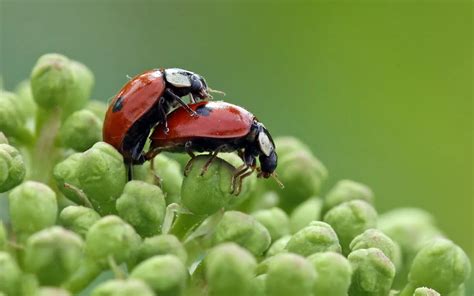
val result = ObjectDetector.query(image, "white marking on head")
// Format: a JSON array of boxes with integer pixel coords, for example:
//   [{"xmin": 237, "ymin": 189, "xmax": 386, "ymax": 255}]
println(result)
[
  {"xmin": 258, "ymin": 132, "xmax": 273, "ymax": 156},
  {"xmin": 165, "ymin": 68, "xmax": 191, "ymax": 87}
]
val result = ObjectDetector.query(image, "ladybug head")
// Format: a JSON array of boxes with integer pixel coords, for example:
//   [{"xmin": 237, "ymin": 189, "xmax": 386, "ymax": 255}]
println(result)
[
  {"xmin": 251, "ymin": 123, "xmax": 283, "ymax": 188},
  {"xmin": 255, "ymin": 126, "xmax": 277, "ymax": 177},
  {"xmin": 164, "ymin": 68, "xmax": 210, "ymax": 100},
  {"xmin": 189, "ymin": 73, "xmax": 210, "ymax": 99}
]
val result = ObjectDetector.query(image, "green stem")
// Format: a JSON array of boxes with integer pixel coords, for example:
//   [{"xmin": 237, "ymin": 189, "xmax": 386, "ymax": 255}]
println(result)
[
  {"xmin": 162, "ymin": 203, "xmax": 192, "ymax": 234},
  {"xmin": 399, "ymin": 282, "xmax": 417, "ymax": 296},
  {"xmin": 30, "ymin": 107, "xmax": 62, "ymax": 184},
  {"xmin": 64, "ymin": 182, "xmax": 93, "ymax": 208},
  {"xmin": 170, "ymin": 213, "xmax": 208, "ymax": 241},
  {"xmin": 183, "ymin": 209, "xmax": 224, "ymax": 244},
  {"xmin": 63, "ymin": 257, "xmax": 102, "ymax": 293},
  {"xmin": 108, "ymin": 255, "xmax": 125, "ymax": 280}
]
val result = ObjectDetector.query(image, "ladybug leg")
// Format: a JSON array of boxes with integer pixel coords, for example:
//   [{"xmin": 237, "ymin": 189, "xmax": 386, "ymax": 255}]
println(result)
[
  {"xmin": 127, "ymin": 163, "xmax": 134, "ymax": 181},
  {"xmin": 158, "ymin": 97, "xmax": 169, "ymax": 134},
  {"xmin": 231, "ymin": 154, "xmax": 257, "ymax": 194},
  {"xmin": 230, "ymin": 164, "xmax": 249, "ymax": 194},
  {"xmin": 144, "ymin": 147, "xmax": 160, "ymax": 161},
  {"xmin": 199, "ymin": 145, "xmax": 227, "ymax": 176},
  {"xmin": 189, "ymin": 93, "xmax": 196, "ymax": 103},
  {"xmin": 234, "ymin": 166, "xmax": 256, "ymax": 195},
  {"xmin": 184, "ymin": 159, "xmax": 196, "ymax": 177},
  {"xmin": 184, "ymin": 141, "xmax": 196, "ymax": 177},
  {"xmin": 165, "ymin": 88, "xmax": 198, "ymax": 117}
]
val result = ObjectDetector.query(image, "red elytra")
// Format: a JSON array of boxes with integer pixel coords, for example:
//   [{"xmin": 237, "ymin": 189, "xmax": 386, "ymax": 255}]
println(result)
[
  {"xmin": 103, "ymin": 68, "xmax": 211, "ymax": 166},
  {"xmin": 150, "ymin": 101, "xmax": 255, "ymax": 145},
  {"xmin": 146, "ymin": 100, "xmax": 279, "ymax": 195},
  {"xmin": 103, "ymin": 69, "xmax": 165, "ymax": 156}
]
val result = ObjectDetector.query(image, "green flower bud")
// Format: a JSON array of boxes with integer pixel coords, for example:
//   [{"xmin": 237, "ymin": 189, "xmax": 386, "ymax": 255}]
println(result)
[
  {"xmin": 403, "ymin": 238, "xmax": 471, "ymax": 295},
  {"xmin": 133, "ymin": 154, "xmax": 183, "ymax": 204},
  {"xmin": 255, "ymin": 256, "xmax": 275, "ymax": 275},
  {"xmin": 150, "ymin": 154, "xmax": 183, "ymax": 204},
  {"xmin": 348, "ymin": 248, "xmax": 396, "ymax": 296},
  {"xmin": 286, "ymin": 221, "xmax": 341, "ymax": 256},
  {"xmin": 205, "ymin": 243, "xmax": 257, "ymax": 296},
  {"xmin": 59, "ymin": 205, "xmax": 101, "ymax": 237},
  {"xmin": 14, "ymin": 80, "xmax": 37, "ymax": 120},
  {"xmin": 447, "ymin": 284, "xmax": 465, "ymax": 296},
  {"xmin": 266, "ymin": 235, "xmax": 291, "ymax": 257},
  {"xmin": 85, "ymin": 100, "xmax": 107, "ymax": 121},
  {"xmin": 274, "ymin": 149, "xmax": 328, "ymax": 212},
  {"xmin": 350, "ymin": 228, "xmax": 402, "ymax": 269},
  {"xmin": 24, "ymin": 226, "xmax": 84, "ymax": 285},
  {"xmin": 324, "ymin": 179, "xmax": 374, "ymax": 212},
  {"xmin": 38, "ymin": 287, "xmax": 71, "ymax": 296},
  {"xmin": 0, "ymin": 91, "xmax": 33, "ymax": 143},
  {"xmin": 116, "ymin": 180, "xmax": 166, "ymax": 237},
  {"xmin": 78, "ymin": 142, "xmax": 126, "ymax": 214},
  {"xmin": 0, "ymin": 132, "xmax": 7, "ymax": 144},
  {"xmin": 323, "ymin": 200, "xmax": 377, "ymax": 255},
  {"xmin": 265, "ymin": 253, "xmax": 317, "ymax": 296},
  {"xmin": 9, "ymin": 181, "xmax": 57, "ymax": 242},
  {"xmin": 55, "ymin": 142, "xmax": 126, "ymax": 215},
  {"xmin": 85, "ymin": 216, "xmax": 141, "ymax": 267},
  {"xmin": 252, "ymin": 207, "xmax": 290, "ymax": 241},
  {"xmin": 181, "ymin": 155, "xmax": 234, "ymax": 215},
  {"xmin": 90, "ymin": 279, "xmax": 154, "ymax": 296},
  {"xmin": 274, "ymin": 136, "xmax": 312, "ymax": 158},
  {"xmin": 241, "ymin": 191, "xmax": 280, "ymax": 214},
  {"xmin": 413, "ymin": 287, "xmax": 440, "ymax": 296},
  {"xmin": 69, "ymin": 60, "xmax": 94, "ymax": 107},
  {"xmin": 378, "ymin": 208, "xmax": 441, "ymax": 269},
  {"xmin": 0, "ymin": 144, "xmax": 25, "ymax": 192},
  {"xmin": 135, "ymin": 234, "xmax": 187, "ymax": 266},
  {"xmin": 308, "ymin": 251, "xmax": 352, "ymax": 296},
  {"xmin": 252, "ymin": 274, "xmax": 267, "ymax": 296},
  {"xmin": 63, "ymin": 257, "xmax": 102, "ymax": 293},
  {"xmin": 30, "ymin": 54, "xmax": 93, "ymax": 117},
  {"xmin": 60, "ymin": 110, "xmax": 102, "ymax": 151},
  {"xmin": 54, "ymin": 152, "xmax": 87, "ymax": 205},
  {"xmin": 130, "ymin": 255, "xmax": 188, "ymax": 296},
  {"xmin": 212, "ymin": 211, "xmax": 271, "ymax": 256},
  {"xmin": 289, "ymin": 196, "xmax": 323, "ymax": 233},
  {"xmin": 17, "ymin": 273, "xmax": 39, "ymax": 296},
  {"xmin": 0, "ymin": 252, "xmax": 21, "ymax": 295}
]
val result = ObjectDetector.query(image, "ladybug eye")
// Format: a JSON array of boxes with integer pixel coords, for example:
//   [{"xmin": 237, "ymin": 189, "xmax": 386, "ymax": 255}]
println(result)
[
  {"xmin": 165, "ymin": 69, "xmax": 191, "ymax": 88},
  {"xmin": 258, "ymin": 132, "xmax": 273, "ymax": 156}
]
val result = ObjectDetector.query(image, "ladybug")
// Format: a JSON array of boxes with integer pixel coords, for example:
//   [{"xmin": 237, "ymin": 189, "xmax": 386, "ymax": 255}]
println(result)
[
  {"xmin": 103, "ymin": 68, "xmax": 217, "ymax": 167},
  {"xmin": 145, "ymin": 101, "xmax": 282, "ymax": 194}
]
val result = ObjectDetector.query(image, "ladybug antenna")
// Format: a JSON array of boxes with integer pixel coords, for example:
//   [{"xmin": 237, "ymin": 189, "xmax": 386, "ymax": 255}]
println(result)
[
  {"xmin": 271, "ymin": 173, "xmax": 285, "ymax": 189},
  {"xmin": 126, "ymin": 74, "xmax": 133, "ymax": 80},
  {"xmin": 256, "ymin": 168, "xmax": 284, "ymax": 189},
  {"xmin": 208, "ymin": 87, "xmax": 226, "ymax": 96}
]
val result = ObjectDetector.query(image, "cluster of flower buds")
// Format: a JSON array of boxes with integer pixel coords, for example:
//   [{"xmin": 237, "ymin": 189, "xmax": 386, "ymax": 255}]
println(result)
[{"xmin": 0, "ymin": 54, "xmax": 471, "ymax": 295}]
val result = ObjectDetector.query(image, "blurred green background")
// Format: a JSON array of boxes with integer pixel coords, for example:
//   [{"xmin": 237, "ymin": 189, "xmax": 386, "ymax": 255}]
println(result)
[{"xmin": 1, "ymin": 0, "xmax": 472, "ymax": 268}]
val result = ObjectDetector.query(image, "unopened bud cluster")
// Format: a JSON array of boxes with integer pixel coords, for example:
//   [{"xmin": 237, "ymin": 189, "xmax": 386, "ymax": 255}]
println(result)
[{"xmin": 0, "ymin": 54, "xmax": 470, "ymax": 295}]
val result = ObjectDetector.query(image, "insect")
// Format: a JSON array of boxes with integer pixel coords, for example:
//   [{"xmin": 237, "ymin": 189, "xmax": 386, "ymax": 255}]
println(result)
[
  {"xmin": 103, "ymin": 68, "xmax": 220, "ymax": 171},
  {"xmin": 145, "ymin": 101, "xmax": 282, "ymax": 195}
]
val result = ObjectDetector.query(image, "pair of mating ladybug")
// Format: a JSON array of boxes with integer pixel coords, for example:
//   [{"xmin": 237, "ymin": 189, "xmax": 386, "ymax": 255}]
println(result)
[{"xmin": 103, "ymin": 68, "xmax": 279, "ymax": 194}]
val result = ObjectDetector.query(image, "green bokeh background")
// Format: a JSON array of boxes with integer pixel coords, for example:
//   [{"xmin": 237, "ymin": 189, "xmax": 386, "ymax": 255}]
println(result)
[{"xmin": 1, "ymin": 0, "xmax": 472, "ymax": 280}]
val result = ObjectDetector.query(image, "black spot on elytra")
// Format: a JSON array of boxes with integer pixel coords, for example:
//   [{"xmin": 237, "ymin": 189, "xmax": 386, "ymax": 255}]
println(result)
[
  {"xmin": 112, "ymin": 96, "xmax": 124, "ymax": 112},
  {"xmin": 196, "ymin": 105, "xmax": 212, "ymax": 116}
]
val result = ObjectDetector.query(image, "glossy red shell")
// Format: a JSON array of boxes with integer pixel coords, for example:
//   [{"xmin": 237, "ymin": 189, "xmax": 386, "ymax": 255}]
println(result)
[
  {"xmin": 103, "ymin": 69, "xmax": 165, "ymax": 151},
  {"xmin": 150, "ymin": 101, "xmax": 255, "ymax": 145}
]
